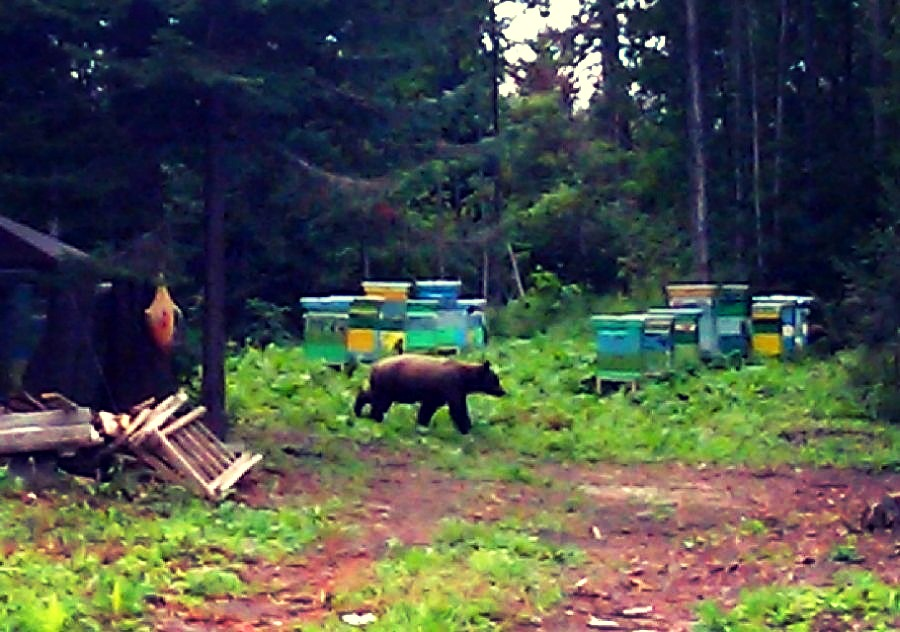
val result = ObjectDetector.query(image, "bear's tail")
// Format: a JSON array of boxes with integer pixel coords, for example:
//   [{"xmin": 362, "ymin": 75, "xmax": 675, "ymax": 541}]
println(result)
[{"xmin": 353, "ymin": 388, "xmax": 371, "ymax": 417}]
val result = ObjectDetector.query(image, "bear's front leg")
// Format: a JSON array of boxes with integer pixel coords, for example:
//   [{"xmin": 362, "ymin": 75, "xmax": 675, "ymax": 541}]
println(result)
[
  {"xmin": 448, "ymin": 397, "xmax": 472, "ymax": 434},
  {"xmin": 369, "ymin": 395, "xmax": 392, "ymax": 422},
  {"xmin": 417, "ymin": 398, "xmax": 441, "ymax": 428}
]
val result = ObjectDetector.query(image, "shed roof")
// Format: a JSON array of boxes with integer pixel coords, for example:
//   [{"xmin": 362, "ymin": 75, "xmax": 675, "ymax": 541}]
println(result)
[{"xmin": 0, "ymin": 215, "xmax": 89, "ymax": 271}]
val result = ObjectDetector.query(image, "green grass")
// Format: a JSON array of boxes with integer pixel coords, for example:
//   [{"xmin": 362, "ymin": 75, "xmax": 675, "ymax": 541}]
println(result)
[
  {"xmin": 695, "ymin": 571, "xmax": 900, "ymax": 631},
  {"xmin": 308, "ymin": 517, "xmax": 585, "ymax": 631},
  {"xmin": 3, "ymin": 311, "xmax": 899, "ymax": 630},
  {"xmin": 0, "ymin": 475, "xmax": 341, "ymax": 630},
  {"xmin": 228, "ymin": 328, "xmax": 900, "ymax": 473}
]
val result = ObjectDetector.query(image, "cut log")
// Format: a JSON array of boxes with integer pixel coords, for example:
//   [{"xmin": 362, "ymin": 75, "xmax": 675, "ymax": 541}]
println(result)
[
  {"xmin": 0, "ymin": 423, "xmax": 103, "ymax": 455},
  {"xmin": 0, "ymin": 408, "xmax": 93, "ymax": 431}
]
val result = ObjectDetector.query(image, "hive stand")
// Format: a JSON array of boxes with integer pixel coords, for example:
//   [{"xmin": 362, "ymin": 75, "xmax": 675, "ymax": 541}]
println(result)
[{"xmin": 100, "ymin": 392, "xmax": 262, "ymax": 501}]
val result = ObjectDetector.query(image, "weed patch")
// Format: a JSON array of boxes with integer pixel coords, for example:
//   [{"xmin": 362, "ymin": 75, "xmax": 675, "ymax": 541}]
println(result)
[
  {"xmin": 0, "ymin": 484, "xmax": 340, "ymax": 629},
  {"xmin": 696, "ymin": 571, "xmax": 899, "ymax": 631},
  {"xmin": 227, "ymin": 335, "xmax": 900, "ymax": 472},
  {"xmin": 311, "ymin": 517, "xmax": 585, "ymax": 630}
]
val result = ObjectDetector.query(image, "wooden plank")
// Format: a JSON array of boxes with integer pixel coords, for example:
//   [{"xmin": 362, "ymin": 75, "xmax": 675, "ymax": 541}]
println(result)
[
  {"xmin": 124, "ymin": 407, "xmax": 154, "ymax": 438},
  {"xmin": 207, "ymin": 452, "xmax": 252, "ymax": 491},
  {"xmin": 182, "ymin": 425, "xmax": 231, "ymax": 470},
  {"xmin": 134, "ymin": 449, "xmax": 202, "ymax": 493},
  {"xmin": 190, "ymin": 418, "xmax": 237, "ymax": 461},
  {"xmin": 152, "ymin": 433, "xmax": 216, "ymax": 500},
  {"xmin": 170, "ymin": 432, "xmax": 220, "ymax": 480},
  {"xmin": 161, "ymin": 407, "xmax": 207, "ymax": 437},
  {"xmin": 180, "ymin": 429, "xmax": 227, "ymax": 477},
  {"xmin": 103, "ymin": 407, "xmax": 154, "ymax": 454},
  {"xmin": 0, "ymin": 424, "xmax": 103, "ymax": 455},
  {"xmin": 211, "ymin": 453, "xmax": 263, "ymax": 497},
  {"xmin": 130, "ymin": 392, "xmax": 189, "ymax": 448},
  {"xmin": 129, "ymin": 396, "xmax": 157, "ymax": 415},
  {"xmin": 0, "ymin": 408, "xmax": 93, "ymax": 431}
]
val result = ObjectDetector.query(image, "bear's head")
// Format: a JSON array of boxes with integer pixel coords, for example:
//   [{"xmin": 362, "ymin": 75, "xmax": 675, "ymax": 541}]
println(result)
[{"xmin": 470, "ymin": 360, "xmax": 506, "ymax": 397}]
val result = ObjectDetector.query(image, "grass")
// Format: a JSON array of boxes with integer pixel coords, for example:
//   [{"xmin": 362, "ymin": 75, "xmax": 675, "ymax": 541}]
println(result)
[
  {"xmin": 0, "ymin": 473, "xmax": 342, "ymax": 630},
  {"xmin": 696, "ymin": 571, "xmax": 900, "ymax": 631},
  {"xmin": 2, "ymin": 309, "xmax": 899, "ymax": 629},
  {"xmin": 310, "ymin": 517, "xmax": 585, "ymax": 631},
  {"xmin": 228, "ymin": 326, "xmax": 900, "ymax": 473}
]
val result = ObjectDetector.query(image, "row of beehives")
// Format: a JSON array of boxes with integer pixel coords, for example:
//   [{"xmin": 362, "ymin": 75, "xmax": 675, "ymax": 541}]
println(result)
[
  {"xmin": 300, "ymin": 280, "xmax": 486, "ymax": 365},
  {"xmin": 591, "ymin": 284, "xmax": 817, "ymax": 386}
]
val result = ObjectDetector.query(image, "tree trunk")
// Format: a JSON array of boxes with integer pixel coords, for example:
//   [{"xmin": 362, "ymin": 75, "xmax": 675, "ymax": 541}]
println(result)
[
  {"xmin": 747, "ymin": 8, "xmax": 764, "ymax": 278},
  {"xmin": 729, "ymin": 0, "xmax": 745, "ymax": 216},
  {"xmin": 772, "ymin": 0, "xmax": 788, "ymax": 249},
  {"xmin": 800, "ymin": 0, "xmax": 816, "ymax": 213},
  {"xmin": 202, "ymin": 85, "xmax": 228, "ymax": 439},
  {"xmin": 685, "ymin": 0, "xmax": 710, "ymax": 281},
  {"xmin": 600, "ymin": 0, "xmax": 631, "ymax": 149},
  {"xmin": 507, "ymin": 243, "xmax": 525, "ymax": 298},
  {"xmin": 868, "ymin": 0, "xmax": 886, "ymax": 165}
]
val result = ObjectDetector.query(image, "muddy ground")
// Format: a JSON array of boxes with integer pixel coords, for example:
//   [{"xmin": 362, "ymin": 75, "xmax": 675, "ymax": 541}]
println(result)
[{"xmin": 154, "ymin": 443, "xmax": 899, "ymax": 631}]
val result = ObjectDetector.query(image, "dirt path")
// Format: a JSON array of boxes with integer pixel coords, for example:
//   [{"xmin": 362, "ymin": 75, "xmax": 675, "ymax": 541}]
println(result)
[{"xmin": 153, "ymin": 451, "xmax": 899, "ymax": 631}]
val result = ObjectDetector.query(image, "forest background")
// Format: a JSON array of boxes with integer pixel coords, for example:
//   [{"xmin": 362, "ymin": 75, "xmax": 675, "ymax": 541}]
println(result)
[{"xmin": 2, "ymin": 0, "xmax": 900, "ymax": 419}]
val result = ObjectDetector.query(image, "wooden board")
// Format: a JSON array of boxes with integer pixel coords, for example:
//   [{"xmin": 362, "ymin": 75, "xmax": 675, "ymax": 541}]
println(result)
[{"xmin": 0, "ymin": 423, "xmax": 103, "ymax": 455}]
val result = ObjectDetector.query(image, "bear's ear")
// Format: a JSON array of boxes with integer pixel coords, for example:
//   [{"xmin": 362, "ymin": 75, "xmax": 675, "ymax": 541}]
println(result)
[{"xmin": 481, "ymin": 360, "xmax": 491, "ymax": 371}]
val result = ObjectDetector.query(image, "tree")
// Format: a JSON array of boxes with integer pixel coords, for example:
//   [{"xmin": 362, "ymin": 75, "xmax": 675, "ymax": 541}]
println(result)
[{"xmin": 684, "ymin": 0, "xmax": 710, "ymax": 281}]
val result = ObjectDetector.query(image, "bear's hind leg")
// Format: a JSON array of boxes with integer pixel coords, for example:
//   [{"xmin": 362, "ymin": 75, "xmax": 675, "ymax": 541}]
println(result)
[
  {"xmin": 417, "ymin": 399, "xmax": 441, "ymax": 428},
  {"xmin": 448, "ymin": 397, "xmax": 472, "ymax": 434}
]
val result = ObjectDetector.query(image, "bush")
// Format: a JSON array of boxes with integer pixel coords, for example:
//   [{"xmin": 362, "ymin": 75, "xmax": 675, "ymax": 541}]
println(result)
[{"xmin": 847, "ymin": 345, "xmax": 900, "ymax": 423}]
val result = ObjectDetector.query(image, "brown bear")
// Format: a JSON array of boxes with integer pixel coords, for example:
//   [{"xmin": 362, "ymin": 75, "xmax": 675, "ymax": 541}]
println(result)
[{"xmin": 353, "ymin": 354, "xmax": 506, "ymax": 434}]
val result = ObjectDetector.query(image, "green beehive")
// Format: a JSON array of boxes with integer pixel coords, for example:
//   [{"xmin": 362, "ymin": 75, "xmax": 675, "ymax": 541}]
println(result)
[
  {"xmin": 648, "ymin": 307, "xmax": 702, "ymax": 371},
  {"xmin": 666, "ymin": 284, "xmax": 720, "ymax": 358},
  {"xmin": 405, "ymin": 299, "xmax": 439, "ymax": 352},
  {"xmin": 591, "ymin": 314, "xmax": 646, "ymax": 383},
  {"xmin": 459, "ymin": 298, "xmax": 487, "ymax": 350},
  {"xmin": 302, "ymin": 312, "xmax": 348, "ymax": 364},
  {"xmin": 433, "ymin": 309, "xmax": 467, "ymax": 353},
  {"xmin": 717, "ymin": 284, "xmax": 751, "ymax": 358},
  {"xmin": 405, "ymin": 312, "xmax": 438, "ymax": 351},
  {"xmin": 642, "ymin": 314, "xmax": 675, "ymax": 377},
  {"xmin": 348, "ymin": 297, "xmax": 383, "ymax": 329}
]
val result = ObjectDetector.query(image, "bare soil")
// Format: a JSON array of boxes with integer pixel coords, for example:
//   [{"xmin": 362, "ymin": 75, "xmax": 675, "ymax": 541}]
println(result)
[{"xmin": 153, "ymin": 444, "xmax": 900, "ymax": 631}]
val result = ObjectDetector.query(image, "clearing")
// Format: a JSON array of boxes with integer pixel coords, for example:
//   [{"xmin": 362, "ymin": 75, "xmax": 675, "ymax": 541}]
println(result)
[{"xmin": 151, "ymin": 438, "xmax": 899, "ymax": 631}]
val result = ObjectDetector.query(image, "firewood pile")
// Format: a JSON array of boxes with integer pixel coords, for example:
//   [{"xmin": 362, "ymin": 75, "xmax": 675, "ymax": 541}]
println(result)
[
  {"xmin": 97, "ymin": 392, "xmax": 263, "ymax": 501},
  {"xmin": 0, "ymin": 391, "xmax": 262, "ymax": 501}
]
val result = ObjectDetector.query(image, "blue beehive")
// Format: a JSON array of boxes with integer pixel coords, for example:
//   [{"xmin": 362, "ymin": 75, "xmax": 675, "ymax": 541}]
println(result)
[
  {"xmin": 415, "ymin": 280, "xmax": 462, "ymax": 308},
  {"xmin": 300, "ymin": 296, "xmax": 356, "ymax": 313},
  {"xmin": 458, "ymin": 298, "xmax": 487, "ymax": 349}
]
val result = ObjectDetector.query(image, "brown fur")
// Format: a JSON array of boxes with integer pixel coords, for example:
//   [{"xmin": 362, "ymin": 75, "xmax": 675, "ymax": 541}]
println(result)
[{"xmin": 353, "ymin": 354, "xmax": 505, "ymax": 434}]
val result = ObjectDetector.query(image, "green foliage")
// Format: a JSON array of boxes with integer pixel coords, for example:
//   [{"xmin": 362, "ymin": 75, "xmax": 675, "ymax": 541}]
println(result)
[
  {"xmin": 227, "ymin": 308, "xmax": 900, "ymax": 472},
  {"xmin": 0, "ymin": 487, "xmax": 340, "ymax": 629},
  {"xmin": 829, "ymin": 536, "xmax": 865, "ymax": 564},
  {"xmin": 312, "ymin": 517, "xmax": 584, "ymax": 630},
  {"xmin": 695, "ymin": 571, "xmax": 900, "ymax": 631},
  {"xmin": 241, "ymin": 299, "xmax": 301, "ymax": 347},
  {"xmin": 489, "ymin": 269, "xmax": 589, "ymax": 338}
]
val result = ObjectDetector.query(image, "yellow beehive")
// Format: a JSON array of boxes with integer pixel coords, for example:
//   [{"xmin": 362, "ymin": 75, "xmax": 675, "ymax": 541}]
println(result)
[
  {"xmin": 347, "ymin": 328, "xmax": 377, "ymax": 353},
  {"xmin": 751, "ymin": 302, "xmax": 786, "ymax": 357},
  {"xmin": 379, "ymin": 330, "xmax": 406, "ymax": 355},
  {"xmin": 666, "ymin": 284, "xmax": 718, "ymax": 300},
  {"xmin": 362, "ymin": 281, "xmax": 411, "ymax": 301}
]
